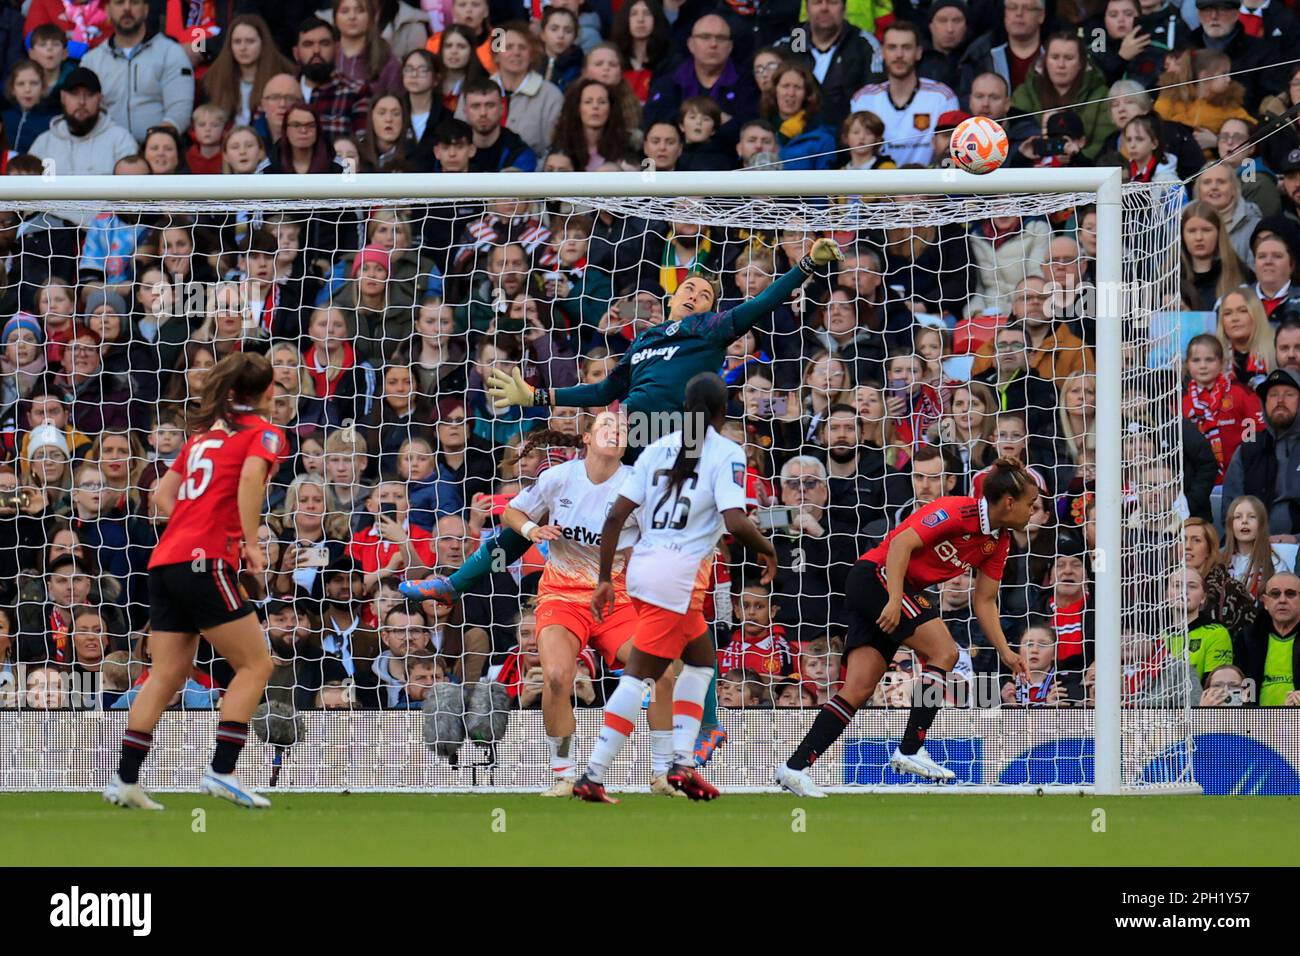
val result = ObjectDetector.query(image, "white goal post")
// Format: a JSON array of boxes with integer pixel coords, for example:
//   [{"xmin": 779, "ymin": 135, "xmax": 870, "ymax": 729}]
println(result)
[{"xmin": 0, "ymin": 168, "xmax": 1195, "ymax": 795}]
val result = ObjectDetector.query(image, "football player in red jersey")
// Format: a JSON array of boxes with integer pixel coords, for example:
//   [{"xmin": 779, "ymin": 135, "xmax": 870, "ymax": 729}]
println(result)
[
  {"xmin": 775, "ymin": 458, "xmax": 1037, "ymax": 797},
  {"xmin": 104, "ymin": 353, "xmax": 285, "ymax": 811}
]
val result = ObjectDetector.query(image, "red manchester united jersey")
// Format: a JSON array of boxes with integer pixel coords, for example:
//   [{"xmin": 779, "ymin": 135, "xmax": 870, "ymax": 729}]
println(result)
[
  {"xmin": 861, "ymin": 496, "xmax": 1010, "ymax": 588},
  {"xmin": 149, "ymin": 414, "xmax": 286, "ymax": 569}
]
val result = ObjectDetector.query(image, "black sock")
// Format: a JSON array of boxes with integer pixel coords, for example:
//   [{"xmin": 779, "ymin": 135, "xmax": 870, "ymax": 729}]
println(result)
[
  {"xmin": 787, "ymin": 695, "xmax": 857, "ymax": 771},
  {"xmin": 900, "ymin": 665, "xmax": 947, "ymax": 755},
  {"xmin": 118, "ymin": 729, "xmax": 152, "ymax": 784},
  {"xmin": 211, "ymin": 721, "xmax": 249, "ymax": 775}
]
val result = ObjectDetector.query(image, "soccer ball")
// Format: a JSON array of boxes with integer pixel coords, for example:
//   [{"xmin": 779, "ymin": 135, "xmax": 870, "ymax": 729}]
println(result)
[{"xmin": 950, "ymin": 115, "xmax": 1009, "ymax": 175}]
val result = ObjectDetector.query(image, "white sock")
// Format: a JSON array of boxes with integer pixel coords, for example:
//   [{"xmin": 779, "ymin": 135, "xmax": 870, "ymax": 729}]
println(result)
[
  {"xmin": 546, "ymin": 734, "xmax": 576, "ymax": 779},
  {"xmin": 672, "ymin": 665, "xmax": 714, "ymax": 767},
  {"xmin": 651, "ymin": 730, "xmax": 673, "ymax": 777},
  {"xmin": 586, "ymin": 675, "xmax": 642, "ymax": 784}
]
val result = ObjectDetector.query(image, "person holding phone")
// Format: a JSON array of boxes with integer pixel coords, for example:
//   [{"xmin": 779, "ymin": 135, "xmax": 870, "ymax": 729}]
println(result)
[
  {"xmin": 271, "ymin": 476, "xmax": 342, "ymax": 599},
  {"xmin": 1011, "ymin": 109, "xmax": 1094, "ymax": 169},
  {"xmin": 347, "ymin": 480, "xmax": 437, "ymax": 590},
  {"xmin": 1086, "ymin": 0, "xmax": 1163, "ymax": 89}
]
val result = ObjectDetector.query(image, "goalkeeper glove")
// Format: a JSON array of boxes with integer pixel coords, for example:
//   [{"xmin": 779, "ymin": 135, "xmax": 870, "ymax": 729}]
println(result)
[
  {"xmin": 487, "ymin": 368, "xmax": 540, "ymax": 409},
  {"xmin": 810, "ymin": 238, "xmax": 844, "ymax": 265}
]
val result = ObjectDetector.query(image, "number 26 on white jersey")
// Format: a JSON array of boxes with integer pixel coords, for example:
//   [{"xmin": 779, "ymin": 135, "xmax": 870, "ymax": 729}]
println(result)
[{"xmin": 179, "ymin": 439, "xmax": 224, "ymax": 500}]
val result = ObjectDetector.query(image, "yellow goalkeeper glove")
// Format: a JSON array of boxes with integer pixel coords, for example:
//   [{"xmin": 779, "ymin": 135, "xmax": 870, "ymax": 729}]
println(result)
[
  {"xmin": 810, "ymin": 238, "xmax": 844, "ymax": 265},
  {"xmin": 486, "ymin": 368, "xmax": 537, "ymax": 410}
]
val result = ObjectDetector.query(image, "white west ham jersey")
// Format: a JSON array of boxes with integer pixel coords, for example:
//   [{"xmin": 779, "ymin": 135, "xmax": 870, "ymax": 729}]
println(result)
[
  {"xmin": 848, "ymin": 78, "xmax": 959, "ymax": 167},
  {"xmin": 509, "ymin": 458, "xmax": 639, "ymax": 603},
  {"xmin": 619, "ymin": 428, "xmax": 747, "ymax": 614}
]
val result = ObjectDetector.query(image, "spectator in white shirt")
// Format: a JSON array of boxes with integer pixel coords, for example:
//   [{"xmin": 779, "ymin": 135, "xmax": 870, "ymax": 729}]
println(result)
[{"xmin": 849, "ymin": 21, "xmax": 958, "ymax": 166}]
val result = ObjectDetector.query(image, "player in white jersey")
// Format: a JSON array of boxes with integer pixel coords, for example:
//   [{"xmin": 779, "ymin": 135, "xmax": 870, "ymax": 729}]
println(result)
[
  {"xmin": 574, "ymin": 373, "xmax": 778, "ymax": 803},
  {"xmin": 503, "ymin": 409, "xmax": 682, "ymax": 798}
]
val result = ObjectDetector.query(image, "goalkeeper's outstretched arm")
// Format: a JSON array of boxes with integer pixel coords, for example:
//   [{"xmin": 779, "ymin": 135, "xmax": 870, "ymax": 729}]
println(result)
[{"xmin": 487, "ymin": 352, "xmax": 633, "ymax": 410}]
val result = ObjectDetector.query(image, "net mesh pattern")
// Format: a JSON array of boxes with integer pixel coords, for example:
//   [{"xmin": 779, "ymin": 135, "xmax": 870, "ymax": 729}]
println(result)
[{"xmin": 0, "ymin": 181, "xmax": 1188, "ymax": 791}]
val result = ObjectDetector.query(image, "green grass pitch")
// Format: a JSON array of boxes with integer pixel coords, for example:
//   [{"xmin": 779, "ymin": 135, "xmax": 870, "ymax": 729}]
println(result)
[{"xmin": 2, "ymin": 793, "xmax": 1297, "ymax": 866}]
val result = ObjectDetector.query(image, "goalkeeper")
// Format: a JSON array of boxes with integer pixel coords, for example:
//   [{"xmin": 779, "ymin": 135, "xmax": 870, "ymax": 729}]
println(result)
[{"xmin": 402, "ymin": 237, "xmax": 844, "ymax": 760}]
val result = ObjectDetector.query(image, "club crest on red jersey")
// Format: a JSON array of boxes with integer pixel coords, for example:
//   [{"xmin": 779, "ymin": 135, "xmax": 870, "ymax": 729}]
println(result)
[
  {"xmin": 262, "ymin": 431, "xmax": 282, "ymax": 455},
  {"xmin": 921, "ymin": 509, "xmax": 949, "ymax": 527}
]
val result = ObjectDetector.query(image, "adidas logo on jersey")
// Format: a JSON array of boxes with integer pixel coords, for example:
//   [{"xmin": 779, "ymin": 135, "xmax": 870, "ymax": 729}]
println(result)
[{"xmin": 630, "ymin": 344, "xmax": 682, "ymax": 365}]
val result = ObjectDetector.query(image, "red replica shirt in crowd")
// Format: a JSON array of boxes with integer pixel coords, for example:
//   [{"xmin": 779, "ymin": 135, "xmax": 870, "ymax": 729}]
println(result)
[
  {"xmin": 1182, "ymin": 375, "xmax": 1263, "ymax": 483},
  {"xmin": 718, "ymin": 624, "xmax": 795, "ymax": 678},
  {"xmin": 496, "ymin": 645, "xmax": 597, "ymax": 699},
  {"xmin": 861, "ymin": 496, "xmax": 1011, "ymax": 589},
  {"xmin": 149, "ymin": 414, "xmax": 286, "ymax": 569},
  {"xmin": 347, "ymin": 522, "xmax": 437, "ymax": 575}
]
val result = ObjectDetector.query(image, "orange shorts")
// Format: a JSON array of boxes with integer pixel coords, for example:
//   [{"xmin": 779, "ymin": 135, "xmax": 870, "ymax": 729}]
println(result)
[
  {"xmin": 630, "ymin": 596, "xmax": 709, "ymax": 660},
  {"xmin": 535, "ymin": 598, "xmax": 638, "ymax": 668}
]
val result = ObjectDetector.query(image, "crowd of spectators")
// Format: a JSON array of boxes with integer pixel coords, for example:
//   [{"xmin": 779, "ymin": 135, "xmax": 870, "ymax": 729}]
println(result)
[{"xmin": 0, "ymin": 0, "xmax": 1297, "ymax": 715}]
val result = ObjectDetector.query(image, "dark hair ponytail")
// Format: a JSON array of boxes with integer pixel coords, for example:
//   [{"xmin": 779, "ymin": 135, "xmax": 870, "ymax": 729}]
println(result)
[
  {"xmin": 189, "ymin": 352, "xmax": 274, "ymax": 434},
  {"xmin": 982, "ymin": 456, "xmax": 1034, "ymax": 504},
  {"xmin": 655, "ymin": 372, "xmax": 727, "ymax": 515},
  {"xmin": 519, "ymin": 427, "xmax": 586, "ymax": 459}
]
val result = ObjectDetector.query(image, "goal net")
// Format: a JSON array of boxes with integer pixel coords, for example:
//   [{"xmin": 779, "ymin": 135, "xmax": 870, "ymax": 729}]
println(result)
[{"xmin": 0, "ymin": 171, "xmax": 1191, "ymax": 793}]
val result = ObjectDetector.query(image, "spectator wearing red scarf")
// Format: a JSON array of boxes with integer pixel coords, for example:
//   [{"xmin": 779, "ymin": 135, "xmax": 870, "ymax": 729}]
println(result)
[
  {"xmin": 1121, "ymin": 633, "xmax": 1200, "ymax": 706},
  {"xmin": 1119, "ymin": 114, "xmax": 1178, "ymax": 183},
  {"xmin": 301, "ymin": 305, "xmax": 377, "ymax": 428},
  {"xmin": 1183, "ymin": 333, "xmax": 1263, "ymax": 483},
  {"xmin": 1034, "ymin": 532, "xmax": 1093, "ymax": 677}
]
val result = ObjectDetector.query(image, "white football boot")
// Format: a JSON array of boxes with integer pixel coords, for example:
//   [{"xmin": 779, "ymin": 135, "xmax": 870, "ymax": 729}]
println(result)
[
  {"xmin": 103, "ymin": 773, "xmax": 164, "ymax": 810},
  {"xmin": 200, "ymin": 770, "xmax": 271, "ymax": 808},
  {"xmin": 774, "ymin": 763, "xmax": 827, "ymax": 798},
  {"xmin": 889, "ymin": 746, "xmax": 956, "ymax": 781},
  {"xmin": 541, "ymin": 777, "xmax": 576, "ymax": 797}
]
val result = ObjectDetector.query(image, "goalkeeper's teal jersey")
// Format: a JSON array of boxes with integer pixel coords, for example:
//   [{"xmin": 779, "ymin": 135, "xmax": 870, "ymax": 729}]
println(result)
[{"xmin": 552, "ymin": 263, "xmax": 811, "ymax": 424}]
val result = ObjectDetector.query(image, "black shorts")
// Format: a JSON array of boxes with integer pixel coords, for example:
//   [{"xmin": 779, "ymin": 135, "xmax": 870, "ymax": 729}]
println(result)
[
  {"xmin": 843, "ymin": 560, "xmax": 940, "ymax": 659},
  {"xmin": 149, "ymin": 560, "xmax": 254, "ymax": 634}
]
